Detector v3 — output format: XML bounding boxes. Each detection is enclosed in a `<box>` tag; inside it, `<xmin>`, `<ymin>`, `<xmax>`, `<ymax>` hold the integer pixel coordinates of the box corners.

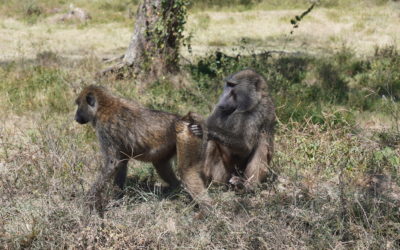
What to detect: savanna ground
<box><xmin>1</xmin><ymin>0</ymin><xmax>400</xmax><ymax>248</ymax></box>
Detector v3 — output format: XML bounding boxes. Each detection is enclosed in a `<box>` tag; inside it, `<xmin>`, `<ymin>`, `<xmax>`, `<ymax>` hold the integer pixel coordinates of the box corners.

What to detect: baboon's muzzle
<box><xmin>75</xmin><ymin>113</ymin><xmax>89</xmax><ymax>124</ymax></box>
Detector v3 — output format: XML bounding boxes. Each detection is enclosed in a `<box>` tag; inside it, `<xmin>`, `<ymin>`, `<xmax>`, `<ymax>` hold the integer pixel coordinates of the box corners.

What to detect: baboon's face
<box><xmin>217</xmin><ymin>70</ymin><xmax>261</xmax><ymax>113</ymax></box>
<box><xmin>75</xmin><ymin>92</ymin><xmax>97</xmax><ymax>125</ymax></box>
<box><xmin>217</xmin><ymin>80</ymin><xmax>239</xmax><ymax>113</ymax></box>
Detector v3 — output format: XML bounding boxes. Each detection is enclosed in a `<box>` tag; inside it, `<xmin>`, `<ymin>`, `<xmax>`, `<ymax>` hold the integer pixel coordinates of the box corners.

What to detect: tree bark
<box><xmin>123</xmin><ymin>0</ymin><xmax>155</xmax><ymax>69</ymax></box>
<box><xmin>99</xmin><ymin>0</ymin><xmax>186</xmax><ymax>81</ymax></box>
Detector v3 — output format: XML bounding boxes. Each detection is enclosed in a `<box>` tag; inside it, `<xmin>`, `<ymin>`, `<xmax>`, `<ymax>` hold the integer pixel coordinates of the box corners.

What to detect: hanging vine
<box><xmin>150</xmin><ymin>0</ymin><xmax>190</xmax><ymax>72</ymax></box>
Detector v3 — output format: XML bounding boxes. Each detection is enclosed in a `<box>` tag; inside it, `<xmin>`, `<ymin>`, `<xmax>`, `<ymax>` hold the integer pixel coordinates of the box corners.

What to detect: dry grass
<box><xmin>1</xmin><ymin>54</ymin><xmax>399</xmax><ymax>248</ymax></box>
<box><xmin>186</xmin><ymin>5</ymin><xmax>400</xmax><ymax>56</ymax></box>
<box><xmin>1</xmin><ymin>109</ymin><xmax>399</xmax><ymax>248</ymax></box>
<box><xmin>0</xmin><ymin>3</ymin><xmax>399</xmax><ymax>61</ymax></box>
<box><xmin>0</xmin><ymin>18</ymin><xmax>131</xmax><ymax>61</ymax></box>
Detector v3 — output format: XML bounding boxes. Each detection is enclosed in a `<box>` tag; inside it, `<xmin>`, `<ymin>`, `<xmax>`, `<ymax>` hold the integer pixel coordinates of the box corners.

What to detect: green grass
<box><xmin>185</xmin><ymin>45</ymin><xmax>400</xmax><ymax>126</ymax></box>
<box><xmin>0</xmin><ymin>65</ymin><xmax>70</xmax><ymax>113</ymax></box>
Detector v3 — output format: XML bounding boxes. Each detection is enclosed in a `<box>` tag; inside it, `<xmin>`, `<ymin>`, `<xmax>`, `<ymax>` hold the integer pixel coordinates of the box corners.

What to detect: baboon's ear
<box><xmin>252</xmin><ymin>76</ymin><xmax>261</xmax><ymax>91</ymax></box>
<box><xmin>86</xmin><ymin>93</ymin><xmax>96</xmax><ymax>107</ymax></box>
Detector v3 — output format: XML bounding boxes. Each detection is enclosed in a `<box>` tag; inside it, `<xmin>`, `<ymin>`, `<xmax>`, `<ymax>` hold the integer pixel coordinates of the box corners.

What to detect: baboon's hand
<box><xmin>229</xmin><ymin>176</ymin><xmax>245</xmax><ymax>186</ymax></box>
<box><xmin>189</xmin><ymin>124</ymin><xmax>203</xmax><ymax>137</ymax></box>
<box><xmin>229</xmin><ymin>176</ymin><xmax>256</xmax><ymax>193</ymax></box>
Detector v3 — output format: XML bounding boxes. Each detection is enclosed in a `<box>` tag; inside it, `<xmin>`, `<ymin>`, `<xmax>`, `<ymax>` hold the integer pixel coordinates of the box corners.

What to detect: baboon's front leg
<box><xmin>86</xmin><ymin>157</ymin><xmax>119</xmax><ymax>212</ymax></box>
<box><xmin>113</xmin><ymin>159</ymin><xmax>129</xmax><ymax>199</ymax></box>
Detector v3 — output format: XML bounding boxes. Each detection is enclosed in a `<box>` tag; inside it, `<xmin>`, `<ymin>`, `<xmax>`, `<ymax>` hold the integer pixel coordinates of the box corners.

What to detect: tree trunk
<box><xmin>100</xmin><ymin>0</ymin><xmax>187</xmax><ymax>80</ymax></box>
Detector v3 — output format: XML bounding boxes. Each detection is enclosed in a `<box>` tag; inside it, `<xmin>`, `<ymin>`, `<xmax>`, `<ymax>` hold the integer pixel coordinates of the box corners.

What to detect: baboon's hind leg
<box><xmin>153</xmin><ymin>161</ymin><xmax>180</xmax><ymax>189</ymax></box>
<box><xmin>180</xmin><ymin>163</ymin><xmax>212</xmax><ymax>209</ymax></box>
<box><xmin>243</xmin><ymin>133</ymin><xmax>274</xmax><ymax>188</ymax></box>
<box><xmin>204</xmin><ymin>141</ymin><xmax>230</xmax><ymax>184</ymax></box>
<box><xmin>175</xmin><ymin>114</ymin><xmax>213</xmax><ymax>210</ymax></box>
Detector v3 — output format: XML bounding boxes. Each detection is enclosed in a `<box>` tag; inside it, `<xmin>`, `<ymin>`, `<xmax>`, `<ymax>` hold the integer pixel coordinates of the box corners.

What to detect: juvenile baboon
<box><xmin>75</xmin><ymin>85</ymin><xmax>180</xmax><ymax>210</ymax></box>
<box><xmin>176</xmin><ymin>69</ymin><xmax>275</xmax><ymax>207</ymax></box>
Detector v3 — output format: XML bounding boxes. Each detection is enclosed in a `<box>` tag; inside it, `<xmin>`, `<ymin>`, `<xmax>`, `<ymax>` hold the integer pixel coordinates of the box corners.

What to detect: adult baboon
<box><xmin>75</xmin><ymin>85</ymin><xmax>180</xmax><ymax>211</ymax></box>
<box><xmin>176</xmin><ymin>69</ymin><xmax>275</xmax><ymax>207</ymax></box>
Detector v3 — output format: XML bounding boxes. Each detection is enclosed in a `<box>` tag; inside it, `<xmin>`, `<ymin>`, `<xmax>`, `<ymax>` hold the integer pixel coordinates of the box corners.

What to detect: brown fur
<box><xmin>75</xmin><ymin>85</ymin><xmax>180</xmax><ymax>212</ymax></box>
<box><xmin>176</xmin><ymin>69</ymin><xmax>276</xmax><ymax>208</ymax></box>
<box><xmin>175</xmin><ymin>112</ymin><xmax>212</xmax><ymax>209</ymax></box>
<box><xmin>204</xmin><ymin>69</ymin><xmax>276</xmax><ymax>189</ymax></box>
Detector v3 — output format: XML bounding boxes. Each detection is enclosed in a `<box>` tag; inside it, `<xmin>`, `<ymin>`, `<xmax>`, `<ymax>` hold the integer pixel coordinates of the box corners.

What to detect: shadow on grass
<box><xmin>123</xmin><ymin>176</ymin><xmax>185</xmax><ymax>202</ymax></box>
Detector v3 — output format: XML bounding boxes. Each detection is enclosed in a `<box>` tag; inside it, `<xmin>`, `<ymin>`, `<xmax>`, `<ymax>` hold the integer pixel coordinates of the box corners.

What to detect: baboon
<box><xmin>75</xmin><ymin>85</ymin><xmax>180</xmax><ymax>211</ymax></box>
<box><xmin>176</xmin><ymin>69</ymin><xmax>275</xmax><ymax>208</ymax></box>
<box><xmin>175</xmin><ymin>112</ymin><xmax>213</xmax><ymax>209</ymax></box>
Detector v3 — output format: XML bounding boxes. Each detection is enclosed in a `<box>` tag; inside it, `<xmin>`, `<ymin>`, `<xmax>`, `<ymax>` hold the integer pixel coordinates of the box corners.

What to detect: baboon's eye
<box><xmin>86</xmin><ymin>93</ymin><xmax>95</xmax><ymax>107</ymax></box>
<box><xmin>226</xmin><ymin>81</ymin><xmax>236</xmax><ymax>88</ymax></box>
